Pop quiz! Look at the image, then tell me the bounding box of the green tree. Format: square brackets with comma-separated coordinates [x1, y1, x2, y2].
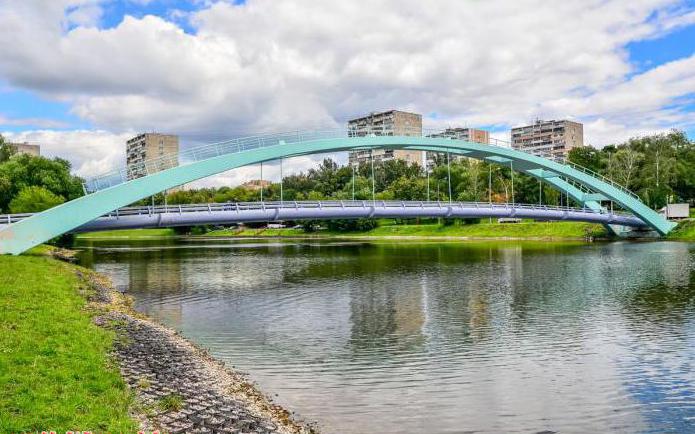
[0, 135, 15, 163]
[388, 176, 427, 200]
[568, 146, 603, 172]
[609, 148, 644, 190]
[0, 154, 83, 212]
[9, 186, 65, 213]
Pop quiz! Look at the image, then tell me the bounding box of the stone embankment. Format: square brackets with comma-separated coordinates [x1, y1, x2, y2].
[80, 268, 316, 434]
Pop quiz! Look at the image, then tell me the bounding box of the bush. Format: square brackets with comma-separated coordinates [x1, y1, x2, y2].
[301, 220, 320, 232]
[326, 218, 379, 232]
[9, 186, 65, 213]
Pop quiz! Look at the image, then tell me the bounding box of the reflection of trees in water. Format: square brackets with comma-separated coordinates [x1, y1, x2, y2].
[616, 243, 695, 324]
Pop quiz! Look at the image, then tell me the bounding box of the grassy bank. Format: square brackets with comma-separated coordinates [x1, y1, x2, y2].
[667, 220, 695, 240]
[0, 249, 136, 432]
[205, 220, 607, 240]
[76, 228, 175, 239]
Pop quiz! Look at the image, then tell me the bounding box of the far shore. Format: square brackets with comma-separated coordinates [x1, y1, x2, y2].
[74, 219, 695, 242]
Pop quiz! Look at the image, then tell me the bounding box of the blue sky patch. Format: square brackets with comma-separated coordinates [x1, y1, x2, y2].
[626, 22, 695, 74]
[0, 87, 89, 131]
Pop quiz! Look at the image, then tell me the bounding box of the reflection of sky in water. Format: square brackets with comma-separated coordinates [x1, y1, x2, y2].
[78, 239, 695, 434]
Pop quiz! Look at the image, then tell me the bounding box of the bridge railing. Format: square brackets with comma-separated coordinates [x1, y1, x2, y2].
[0, 212, 34, 225]
[96, 201, 636, 221]
[84, 130, 349, 193]
[81, 128, 637, 202]
[0, 201, 637, 227]
[82, 128, 515, 194]
[561, 160, 639, 200]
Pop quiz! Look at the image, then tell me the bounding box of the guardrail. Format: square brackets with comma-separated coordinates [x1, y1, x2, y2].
[0, 200, 634, 226]
[80, 127, 514, 193]
[80, 127, 638, 202]
[562, 160, 639, 200]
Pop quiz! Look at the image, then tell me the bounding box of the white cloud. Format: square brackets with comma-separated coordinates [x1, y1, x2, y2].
[0, 0, 694, 181]
[1, 129, 131, 178]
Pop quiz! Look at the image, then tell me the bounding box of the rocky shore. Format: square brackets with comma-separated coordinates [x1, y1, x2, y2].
[78, 267, 316, 434]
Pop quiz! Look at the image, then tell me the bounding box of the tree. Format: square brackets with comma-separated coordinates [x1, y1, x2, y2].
[568, 146, 603, 172]
[0, 153, 83, 212]
[0, 135, 15, 163]
[9, 186, 65, 213]
[609, 148, 644, 190]
[387, 176, 427, 200]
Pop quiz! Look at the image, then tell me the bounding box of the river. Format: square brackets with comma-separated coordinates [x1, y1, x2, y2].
[77, 238, 695, 433]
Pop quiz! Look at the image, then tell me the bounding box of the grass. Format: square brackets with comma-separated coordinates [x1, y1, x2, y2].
[344, 221, 605, 239]
[158, 393, 184, 412]
[76, 228, 176, 239]
[667, 219, 695, 240]
[0, 254, 136, 432]
[206, 227, 307, 237]
[205, 220, 607, 240]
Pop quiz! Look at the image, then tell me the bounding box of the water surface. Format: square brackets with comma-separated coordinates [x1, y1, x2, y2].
[77, 238, 695, 433]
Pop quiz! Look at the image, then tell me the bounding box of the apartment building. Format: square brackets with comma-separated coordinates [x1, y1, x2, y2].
[428, 127, 490, 144]
[347, 110, 425, 166]
[424, 127, 490, 167]
[126, 133, 179, 179]
[8, 142, 40, 157]
[511, 119, 583, 159]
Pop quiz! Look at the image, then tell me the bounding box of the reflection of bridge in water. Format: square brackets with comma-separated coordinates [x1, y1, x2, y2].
[0, 200, 649, 233]
[0, 129, 676, 254]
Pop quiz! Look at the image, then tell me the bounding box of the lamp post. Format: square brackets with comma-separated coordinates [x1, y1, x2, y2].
[447, 151, 452, 204]
[370, 149, 376, 204]
[260, 161, 263, 202]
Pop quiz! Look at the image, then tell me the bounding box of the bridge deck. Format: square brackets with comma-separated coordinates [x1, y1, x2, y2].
[0, 201, 646, 233]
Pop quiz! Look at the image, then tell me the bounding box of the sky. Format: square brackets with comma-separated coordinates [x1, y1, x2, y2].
[0, 0, 694, 187]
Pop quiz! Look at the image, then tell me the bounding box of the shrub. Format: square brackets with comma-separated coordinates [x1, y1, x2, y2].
[8, 186, 64, 213]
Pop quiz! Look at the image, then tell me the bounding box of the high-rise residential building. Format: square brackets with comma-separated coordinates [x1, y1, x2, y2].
[511, 119, 583, 160]
[126, 133, 179, 179]
[8, 142, 40, 157]
[347, 110, 424, 166]
[425, 127, 490, 168]
[429, 127, 490, 144]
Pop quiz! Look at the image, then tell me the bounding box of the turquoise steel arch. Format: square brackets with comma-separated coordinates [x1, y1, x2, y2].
[0, 133, 675, 255]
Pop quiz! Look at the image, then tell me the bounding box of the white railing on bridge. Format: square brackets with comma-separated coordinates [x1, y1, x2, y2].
[80, 127, 638, 201]
[81, 128, 512, 193]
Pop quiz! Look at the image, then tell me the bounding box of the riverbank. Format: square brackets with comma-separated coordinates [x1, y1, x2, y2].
[75, 219, 695, 242]
[667, 219, 695, 240]
[76, 228, 176, 239]
[0, 247, 135, 432]
[0, 247, 314, 433]
[204, 221, 608, 241]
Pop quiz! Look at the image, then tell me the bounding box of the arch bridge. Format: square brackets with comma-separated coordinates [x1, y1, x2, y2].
[0, 129, 675, 255]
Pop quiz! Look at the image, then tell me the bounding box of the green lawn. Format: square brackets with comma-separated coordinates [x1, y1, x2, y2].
[0, 253, 136, 432]
[347, 221, 606, 238]
[206, 227, 307, 237]
[667, 220, 695, 240]
[76, 228, 175, 239]
[205, 221, 606, 240]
